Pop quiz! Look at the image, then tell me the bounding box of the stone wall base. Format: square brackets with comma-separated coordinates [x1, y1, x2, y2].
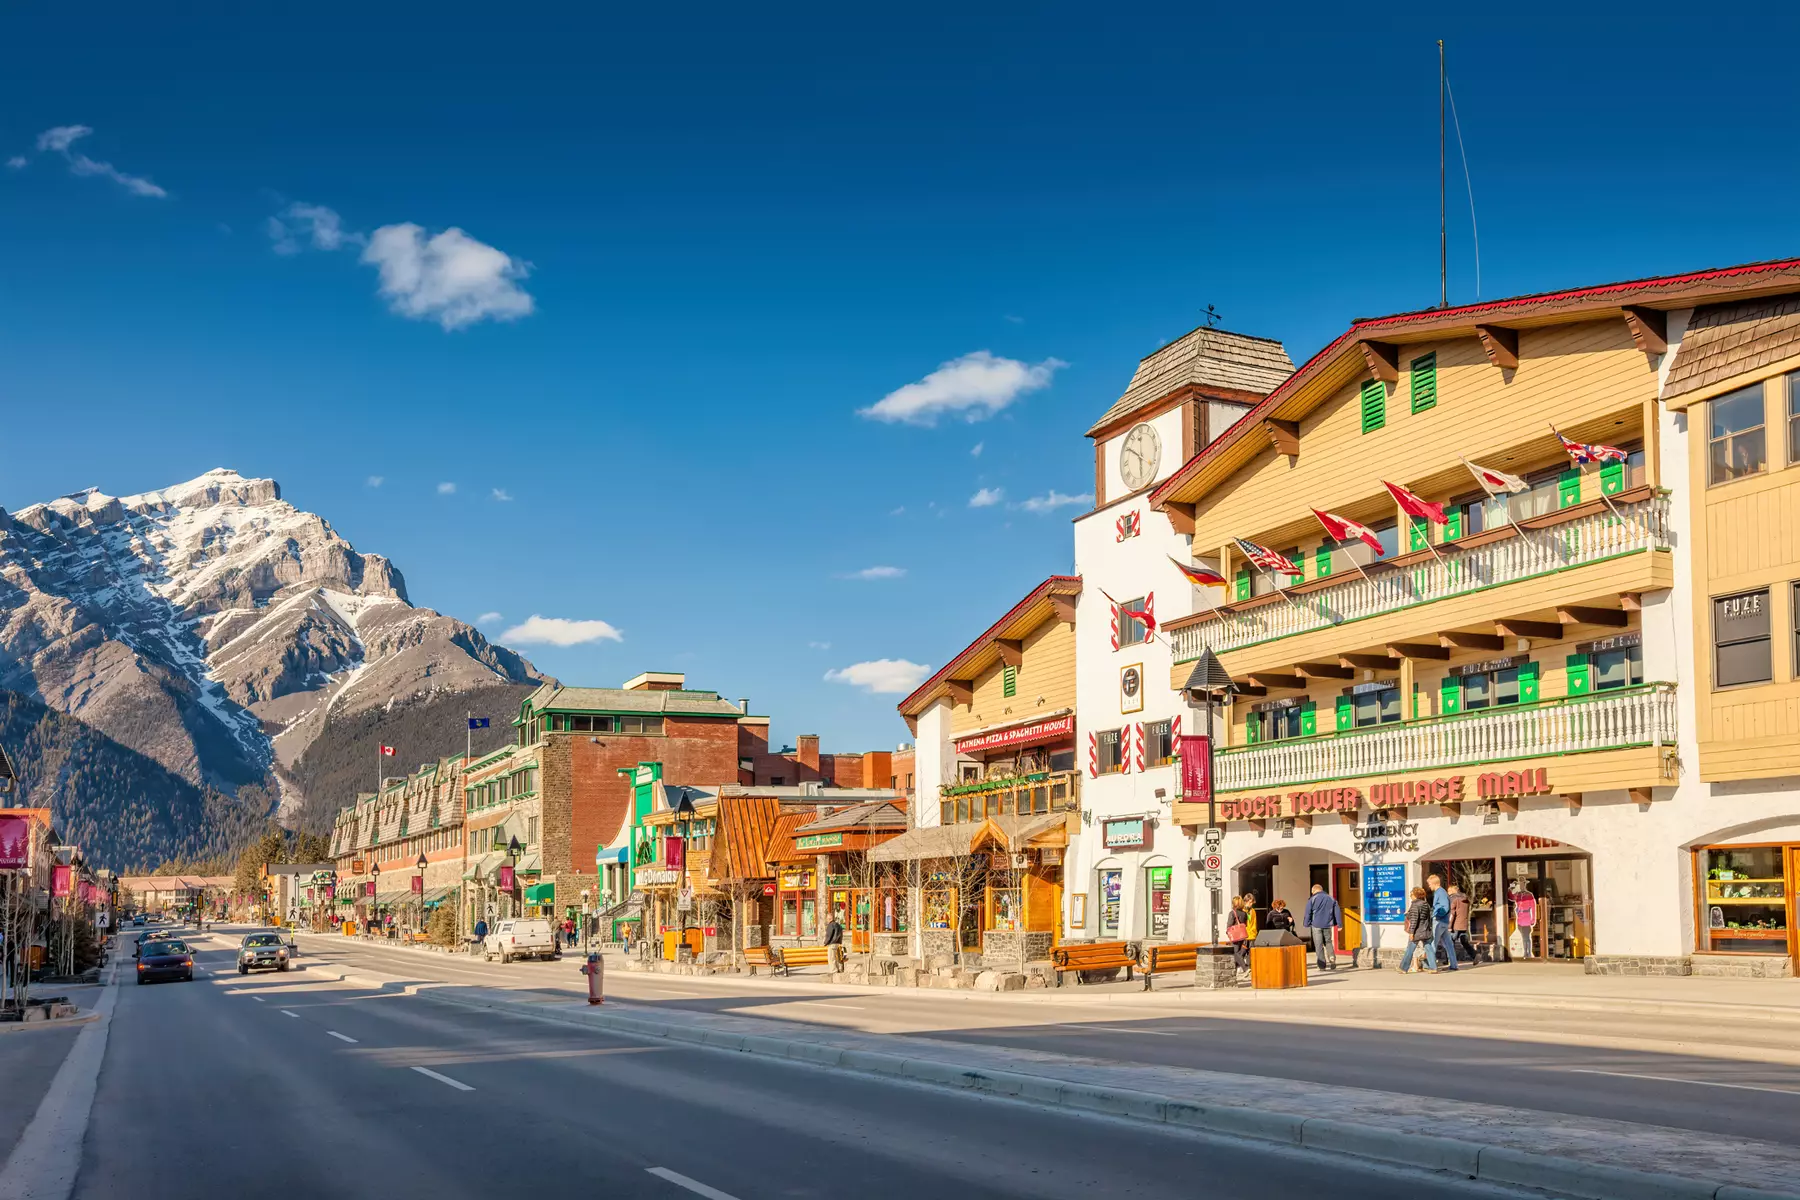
[1192, 952, 1238, 990]
[1689, 954, 1793, 979]
[1583, 955, 1692, 977]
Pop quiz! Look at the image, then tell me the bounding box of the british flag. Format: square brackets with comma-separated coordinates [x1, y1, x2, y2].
[1553, 427, 1629, 465]
[1233, 538, 1302, 578]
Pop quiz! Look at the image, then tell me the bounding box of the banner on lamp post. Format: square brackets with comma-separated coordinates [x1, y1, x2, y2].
[364, 881, 376, 897]
[411, 874, 424, 894]
[498, 864, 515, 892]
[0, 814, 29, 869]
[1178, 735, 1212, 804]
[663, 836, 685, 872]
[52, 864, 71, 898]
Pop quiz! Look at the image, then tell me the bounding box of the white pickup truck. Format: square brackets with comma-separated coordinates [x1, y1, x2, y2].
[483, 918, 558, 963]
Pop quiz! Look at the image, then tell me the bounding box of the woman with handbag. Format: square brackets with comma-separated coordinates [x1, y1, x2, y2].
[1400, 886, 1436, 974]
[1226, 896, 1250, 976]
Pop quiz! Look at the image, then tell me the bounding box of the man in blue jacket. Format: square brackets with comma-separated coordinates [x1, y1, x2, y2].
[1426, 873, 1459, 972]
[1302, 884, 1341, 971]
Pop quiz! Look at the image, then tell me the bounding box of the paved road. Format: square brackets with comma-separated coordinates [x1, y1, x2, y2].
[0, 933, 1535, 1200]
[295, 932, 1800, 1147]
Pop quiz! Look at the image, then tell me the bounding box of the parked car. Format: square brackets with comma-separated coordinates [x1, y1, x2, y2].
[137, 939, 195, 984]
[483, 918, 557, 963]
[237, 932, 291, 974]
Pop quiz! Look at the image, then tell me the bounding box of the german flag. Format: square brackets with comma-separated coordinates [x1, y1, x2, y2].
[1169, 556, 1228, 587]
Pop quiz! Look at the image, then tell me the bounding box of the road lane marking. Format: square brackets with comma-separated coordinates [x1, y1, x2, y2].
[281, 1010, 300, 1018]
[1085, 1026, 1180, 1037]
[1566, 1068, 1800, 1095]
[778, 1002, 866, 1011]
[647, 1167, 742, 1199]
[412, 1067, 475, 1091]
[327, 1031, 358, 1043]
[251, 996, 266, 1002]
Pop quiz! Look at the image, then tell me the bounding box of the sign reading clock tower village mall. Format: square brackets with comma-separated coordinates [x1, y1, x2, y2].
[1215, 767, 1558, 822]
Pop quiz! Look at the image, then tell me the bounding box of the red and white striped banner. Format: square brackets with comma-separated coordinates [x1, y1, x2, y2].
[1134, 723, 1145, 771]
[1087, 732, 1098, 778]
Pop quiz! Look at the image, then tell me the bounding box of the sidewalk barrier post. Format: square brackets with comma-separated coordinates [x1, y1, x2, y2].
[581, 952, 604, 1005]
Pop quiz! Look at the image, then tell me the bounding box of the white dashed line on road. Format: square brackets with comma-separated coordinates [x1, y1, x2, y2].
[250, 996, 265, 1002]
[1084, 1026, 1180, 1037]
[327, 1031, 358, 1043]
[411, 1067, 475, 1092]
[280, 1010, 299, 1018]
[647, 1167, 742, 1199]
[778, 1002, 866, 1011]
[1566, 1068, 1800, 1095]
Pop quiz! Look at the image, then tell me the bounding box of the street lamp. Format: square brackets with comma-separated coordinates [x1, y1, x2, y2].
[507, 836, 522, 919]
[1182, 648, 1236, 949]
[674, 795, 696, 962]
[370, 861, 381, 937]
[416, 852, 428, 934]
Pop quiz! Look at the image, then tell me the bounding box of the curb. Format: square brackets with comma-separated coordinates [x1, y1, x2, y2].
[411, 985, 1800, 1200]
[0, 1011, 102, 1036]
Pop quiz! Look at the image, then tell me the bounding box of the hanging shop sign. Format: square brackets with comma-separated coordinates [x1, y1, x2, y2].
[779, 869, 814, 890]
[796, 833, 844, 850]
[352, 859, 366, 874]
[1039, 847, 1063, 866]
[761, 883, 776, 897]
[954, 714, 1075, 756]
[1102, 817, 1149, 849]
[826, 874, 851, 887]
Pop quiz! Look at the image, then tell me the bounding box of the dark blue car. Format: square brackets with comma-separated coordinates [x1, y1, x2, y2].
[136, 938, 195, 984]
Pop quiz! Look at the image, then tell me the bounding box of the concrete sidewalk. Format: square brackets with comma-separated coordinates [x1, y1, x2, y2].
[301, 953, 1799, 1200]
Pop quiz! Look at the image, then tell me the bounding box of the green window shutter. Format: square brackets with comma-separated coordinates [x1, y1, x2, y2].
[1518, 661, 1541, 704]
[1445, 507, 1464, 541]
[1234, 568, 1251, 602]
[1600, 460, 1625, 495]
[1334, 695, 1353, 731]
[1408, 515, 1428, 553]
[1360, 380, 1386, 434]
[1439, 675, 1462, 716]
[1409, 352, 1438, 413]
[1002, 665, 1017, 698]
[1566, 653, 1591, 697]
[1299, 700, 1317, 737]
[1314, 544, 1332, 579]
[1558, 468, 1582, 509]
[1244, 715, 1262, 746]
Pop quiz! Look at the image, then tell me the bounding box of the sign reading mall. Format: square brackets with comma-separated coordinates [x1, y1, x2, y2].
[1214, 767, 1556, 823]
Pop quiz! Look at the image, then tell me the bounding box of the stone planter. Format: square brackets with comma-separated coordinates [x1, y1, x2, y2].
[1192, 947, 1238, 990]
[981, 929, 1053, 966]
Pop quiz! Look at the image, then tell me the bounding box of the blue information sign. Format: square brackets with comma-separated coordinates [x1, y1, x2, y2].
[1363, 862, 1408, 924]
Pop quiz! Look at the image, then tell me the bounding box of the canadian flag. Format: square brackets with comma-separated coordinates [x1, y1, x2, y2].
[379, 745, 397, 757]
[1311, 508, 1383, 552]
[1383, 480, 1447, 526]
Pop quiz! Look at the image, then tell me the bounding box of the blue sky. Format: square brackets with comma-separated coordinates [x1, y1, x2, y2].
[6, 3, 1799, 753]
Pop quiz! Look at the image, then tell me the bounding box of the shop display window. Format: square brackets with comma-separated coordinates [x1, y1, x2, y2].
[1145, 866, 1172, 939]
[989, 888, 1023, 932]
[1701, 846, 1789, 953]
[922, 889, 955, 931]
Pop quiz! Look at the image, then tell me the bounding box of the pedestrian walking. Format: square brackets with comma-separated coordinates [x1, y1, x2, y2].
[1400, 887, 1435, 974]
[1509, 882, 1538, 960]
[1448, 883, 1475, 963]
[1264, 899, 1296, 933]
[1226, 896, 1250, 975]
[1426, 873, 1458, 972]
[1303, 883, 1341, 972]
[1240, 892, 1259, 940]
[472, 916, 489, 955]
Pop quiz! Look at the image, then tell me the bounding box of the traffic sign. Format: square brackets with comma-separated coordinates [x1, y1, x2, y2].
[1203, 827, 1223, 849]
[1203, 871, 1224, 890]
[1201, 853, 1222, 872]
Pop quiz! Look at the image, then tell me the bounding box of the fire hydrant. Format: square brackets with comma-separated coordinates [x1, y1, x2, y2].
[580, 952, 604, 1005]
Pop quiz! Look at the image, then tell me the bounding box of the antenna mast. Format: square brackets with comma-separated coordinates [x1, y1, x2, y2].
[1439, 39, 1447, 308]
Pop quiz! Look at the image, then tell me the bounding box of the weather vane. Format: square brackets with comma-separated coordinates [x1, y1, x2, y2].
[1203, 304, 1222, 328]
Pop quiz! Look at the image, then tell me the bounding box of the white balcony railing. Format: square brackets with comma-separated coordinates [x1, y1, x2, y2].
[1214, 683, 1676, 793]
[1170, 495, 1671, 662]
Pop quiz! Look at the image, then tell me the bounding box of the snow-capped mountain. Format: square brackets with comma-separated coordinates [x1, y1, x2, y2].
[0, 469, 541, 817]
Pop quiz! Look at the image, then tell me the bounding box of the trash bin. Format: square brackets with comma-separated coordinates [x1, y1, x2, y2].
[1248, 930, 1309, 989]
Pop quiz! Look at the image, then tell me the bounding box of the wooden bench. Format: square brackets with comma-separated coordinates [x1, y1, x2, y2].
[773, 945, 836, 975]
[742, 947, 776, 971]
[1050, 941, 1136, 985]
[1142, 942, 1203, 974]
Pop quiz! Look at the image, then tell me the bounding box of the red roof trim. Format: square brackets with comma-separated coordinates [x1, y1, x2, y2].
[896, 575, 1080, 714]
[1150, 256, 1800, 507]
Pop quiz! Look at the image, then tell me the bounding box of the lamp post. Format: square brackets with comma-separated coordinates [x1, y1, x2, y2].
[580, 889, 591, 954]
[415, 852, 428, 934]
[1182, 648, 1236, 949]
[507, 836, 522, 920]
[674, 796, 696, 962]
[369, 862, 381, 937]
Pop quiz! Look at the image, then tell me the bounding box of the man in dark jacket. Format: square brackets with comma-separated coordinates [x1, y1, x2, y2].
[1302, 884, 1341, 971]
[822, 915, 844, 946]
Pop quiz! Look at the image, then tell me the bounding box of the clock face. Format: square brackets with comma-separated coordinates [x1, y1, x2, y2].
[1119, 423, 1161, 490]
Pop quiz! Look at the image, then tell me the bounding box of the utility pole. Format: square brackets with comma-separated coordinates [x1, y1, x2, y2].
[1439, 39, 1447, 309]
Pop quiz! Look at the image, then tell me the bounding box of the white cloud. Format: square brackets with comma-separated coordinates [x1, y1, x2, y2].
[32, 125, 166, 197]
[361, 222, 534, 331]
[477, 612, 502, 624]
[5, 156, 24, 170]
[844, 565, 905, 580]
[491, 487, 513, 502]
[889, 505, 906, 516]
[365, 475, 384, 488]
[824, 659, 932, 695]
[1003, 314, 1025, 325]
[861, 350, 1066, 426]
[437, 482, 456, 494]
[969, 487, 1004, 508]
[500, 614, 624, 646]
[808, 640, 832, 650]
[970, 441, 984, 457]
[1016, 490, 1093, 514]
[269, 202, 357, 256]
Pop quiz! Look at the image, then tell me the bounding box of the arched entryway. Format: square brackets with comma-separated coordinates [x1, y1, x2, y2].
[1234, 847, 1363, 958]
[1422, 833, 1595, 963]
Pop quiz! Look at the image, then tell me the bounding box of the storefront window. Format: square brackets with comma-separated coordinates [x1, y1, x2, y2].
[1594, 643, 1643, 691]
[1701, 846, 1788, 953]
[923, 889, 955, 930]
[1145, 866, 1172, 939]
[1462, 665, 1520, 710]
[1713, 589, 1772, 687]
[799, 897, 817, 937]
[1249, 705, 1304, 741]
[1096, 729, 1124, 773]
[1352, 686, 1402, 727]
[990, 888, 1023, 932]
[1097, 868, 1122, 937]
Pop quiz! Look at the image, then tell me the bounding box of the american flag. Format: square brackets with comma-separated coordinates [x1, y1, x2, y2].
[1553, 427, 1629, 465]
[1234, 538, 1302, 578]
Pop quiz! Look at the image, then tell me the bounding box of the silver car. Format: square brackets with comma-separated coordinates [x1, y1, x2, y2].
[238, 932, 292, 974]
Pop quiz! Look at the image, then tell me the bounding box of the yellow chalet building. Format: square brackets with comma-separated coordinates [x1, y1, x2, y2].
[1153, 258, 1800, 976]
